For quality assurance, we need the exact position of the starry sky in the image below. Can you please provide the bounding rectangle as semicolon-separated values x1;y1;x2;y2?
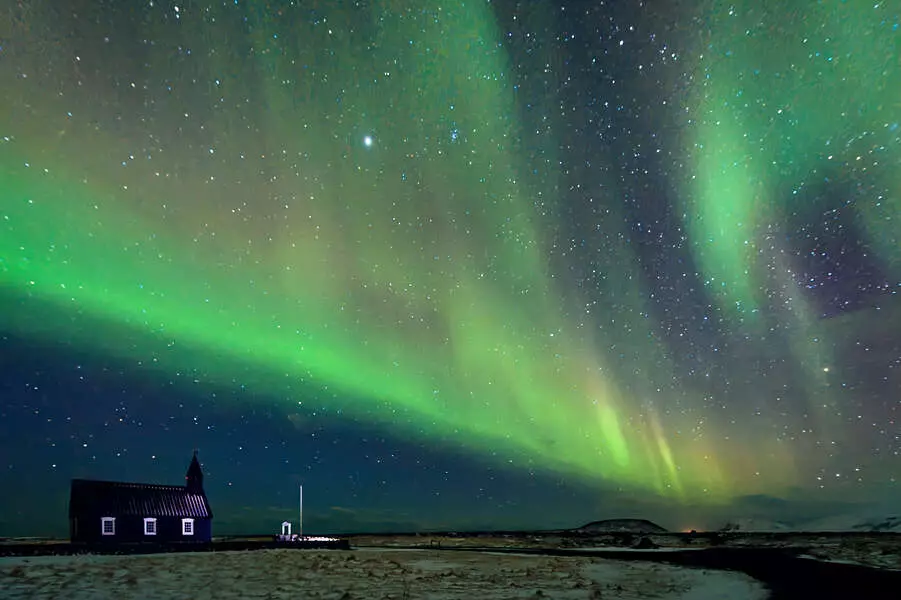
1;0;900;537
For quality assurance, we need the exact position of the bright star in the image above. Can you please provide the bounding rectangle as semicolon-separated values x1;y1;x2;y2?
363;135;373;147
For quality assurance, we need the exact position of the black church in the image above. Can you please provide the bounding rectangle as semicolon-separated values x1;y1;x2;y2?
69;451;213;544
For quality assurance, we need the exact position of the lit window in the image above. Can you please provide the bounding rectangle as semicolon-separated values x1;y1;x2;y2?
101;517;116;536
182;518;194;536
144;518;157;535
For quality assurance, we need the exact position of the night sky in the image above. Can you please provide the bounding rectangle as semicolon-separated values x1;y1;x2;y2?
1;0;900;537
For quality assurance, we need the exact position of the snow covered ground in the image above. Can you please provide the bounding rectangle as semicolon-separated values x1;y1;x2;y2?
0;547;768;599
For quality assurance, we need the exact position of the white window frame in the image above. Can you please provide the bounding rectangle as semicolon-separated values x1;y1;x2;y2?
143;517;157;536
101;517;116;536
182;518;194;536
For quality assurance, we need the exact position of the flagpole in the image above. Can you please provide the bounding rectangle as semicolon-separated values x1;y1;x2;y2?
299;484;303;539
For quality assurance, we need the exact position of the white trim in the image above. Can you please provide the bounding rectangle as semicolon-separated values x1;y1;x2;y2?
143;517;157;536
182;518;194;536
101;517;116;536
281;521;292;536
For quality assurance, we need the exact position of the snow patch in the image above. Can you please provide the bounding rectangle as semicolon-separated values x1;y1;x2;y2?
0;548;768;599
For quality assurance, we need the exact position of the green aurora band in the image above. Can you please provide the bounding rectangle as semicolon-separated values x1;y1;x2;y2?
682;0;901;455
2;1;899;503
686;0;901;320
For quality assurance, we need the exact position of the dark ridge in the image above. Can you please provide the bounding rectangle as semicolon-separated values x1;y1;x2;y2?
574;519;668;533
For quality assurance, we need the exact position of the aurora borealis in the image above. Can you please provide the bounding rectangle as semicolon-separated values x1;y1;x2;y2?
2;0;900;535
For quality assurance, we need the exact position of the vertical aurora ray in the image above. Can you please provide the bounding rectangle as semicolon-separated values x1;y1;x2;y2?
681;0;901;449
684;0;901;320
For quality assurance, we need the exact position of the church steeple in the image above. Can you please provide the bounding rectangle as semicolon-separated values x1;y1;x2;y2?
185;449;204;493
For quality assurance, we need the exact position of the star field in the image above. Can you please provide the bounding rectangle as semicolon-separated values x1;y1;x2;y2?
1;0;900;536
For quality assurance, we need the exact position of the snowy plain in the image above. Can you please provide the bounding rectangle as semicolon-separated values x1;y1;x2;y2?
0;547;768;599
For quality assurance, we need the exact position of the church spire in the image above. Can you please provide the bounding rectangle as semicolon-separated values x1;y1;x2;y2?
185;449;204;492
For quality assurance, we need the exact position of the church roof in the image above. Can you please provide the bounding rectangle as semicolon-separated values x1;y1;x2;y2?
68;479;212;519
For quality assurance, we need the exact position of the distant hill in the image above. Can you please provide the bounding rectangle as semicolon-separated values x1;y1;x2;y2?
852;515;901;532
717;514;901;533
574;519;668;534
